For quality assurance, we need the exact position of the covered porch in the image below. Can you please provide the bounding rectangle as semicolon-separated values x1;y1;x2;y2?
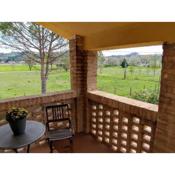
0;22;175;153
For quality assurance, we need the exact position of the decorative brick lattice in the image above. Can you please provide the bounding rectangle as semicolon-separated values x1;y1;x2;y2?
88;91;158;153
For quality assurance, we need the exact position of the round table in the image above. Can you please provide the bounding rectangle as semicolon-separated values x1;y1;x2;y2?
0;120;45;153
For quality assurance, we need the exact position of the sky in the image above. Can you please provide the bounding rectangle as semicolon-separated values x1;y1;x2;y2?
102;45;163;56
0;47;16;53
0;44;163;56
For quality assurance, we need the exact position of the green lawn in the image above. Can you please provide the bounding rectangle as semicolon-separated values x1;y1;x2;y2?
0;64;40;72
97;66;160;98
0;65;161;103
0;67;70;99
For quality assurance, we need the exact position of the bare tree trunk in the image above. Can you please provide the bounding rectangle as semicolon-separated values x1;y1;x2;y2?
41;59;47;94
41;76;47;94
124;68;127;80
51;63;53;71
28;65;32;71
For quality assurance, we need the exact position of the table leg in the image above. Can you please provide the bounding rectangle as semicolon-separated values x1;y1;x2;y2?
27;144;30;153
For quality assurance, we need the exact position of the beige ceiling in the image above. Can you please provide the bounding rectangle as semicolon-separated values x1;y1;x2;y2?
38;22;175;50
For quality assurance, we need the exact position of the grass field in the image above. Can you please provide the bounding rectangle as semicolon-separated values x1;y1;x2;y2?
0;65;161;103
0;64;40;72
0;65;70;99
97;66;160;97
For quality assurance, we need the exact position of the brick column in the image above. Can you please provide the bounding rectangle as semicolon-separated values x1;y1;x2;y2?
69;35;97;133
154;43;175;152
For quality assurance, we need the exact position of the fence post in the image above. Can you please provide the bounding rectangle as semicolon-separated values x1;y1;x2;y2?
129;87;132;96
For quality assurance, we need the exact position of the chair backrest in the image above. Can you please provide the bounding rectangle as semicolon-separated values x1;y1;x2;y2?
45;104;72;131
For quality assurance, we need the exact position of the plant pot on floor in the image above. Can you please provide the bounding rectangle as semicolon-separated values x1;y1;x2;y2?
6;107;28;136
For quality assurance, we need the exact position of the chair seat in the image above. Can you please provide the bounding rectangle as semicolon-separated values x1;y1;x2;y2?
47;129;73;141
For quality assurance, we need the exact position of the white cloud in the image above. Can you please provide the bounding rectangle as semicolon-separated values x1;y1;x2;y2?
0;44;163;55
102;45;163;56
0;48;15;53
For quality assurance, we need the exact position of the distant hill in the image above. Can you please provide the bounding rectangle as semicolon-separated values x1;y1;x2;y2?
0;51;162;68
0;51;69;63
108;52;139;58
103;52;162;67
0;52;24;62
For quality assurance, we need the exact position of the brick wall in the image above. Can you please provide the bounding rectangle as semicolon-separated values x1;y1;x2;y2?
69;35;97;132
154;43;175;152
88;90;158;153
0;90;77;129
0;90;76;111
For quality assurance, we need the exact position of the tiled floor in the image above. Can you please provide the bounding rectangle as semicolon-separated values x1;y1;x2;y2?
21;134;112;153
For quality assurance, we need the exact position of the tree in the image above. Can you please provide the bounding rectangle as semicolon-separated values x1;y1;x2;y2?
150;57;157;76
24;54;35;71
0;22;68;94
120;58;128;80
98;51;105;73
56;51;69;72
61;56;69;72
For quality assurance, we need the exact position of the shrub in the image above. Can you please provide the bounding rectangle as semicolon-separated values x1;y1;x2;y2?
131;89;159;104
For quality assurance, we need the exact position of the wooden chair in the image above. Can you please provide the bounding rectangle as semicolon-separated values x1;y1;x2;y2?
45;104;74;153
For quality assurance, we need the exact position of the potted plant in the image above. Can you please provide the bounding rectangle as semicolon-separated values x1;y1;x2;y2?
6;107;28;136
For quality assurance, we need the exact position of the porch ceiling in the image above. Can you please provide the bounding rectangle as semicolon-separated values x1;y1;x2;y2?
38;22;175;50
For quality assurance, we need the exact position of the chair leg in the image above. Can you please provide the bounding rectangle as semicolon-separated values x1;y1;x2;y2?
46;138;49;143
27;144;30;153
69;138;73;153
49;141;53;153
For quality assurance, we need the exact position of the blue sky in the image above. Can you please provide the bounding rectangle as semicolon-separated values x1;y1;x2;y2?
103;45;163;56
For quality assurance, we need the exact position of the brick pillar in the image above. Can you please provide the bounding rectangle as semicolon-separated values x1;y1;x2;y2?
69;35;97;133
154;43;175;152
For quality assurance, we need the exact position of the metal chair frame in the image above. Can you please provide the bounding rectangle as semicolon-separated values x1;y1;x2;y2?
45;104;74;153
